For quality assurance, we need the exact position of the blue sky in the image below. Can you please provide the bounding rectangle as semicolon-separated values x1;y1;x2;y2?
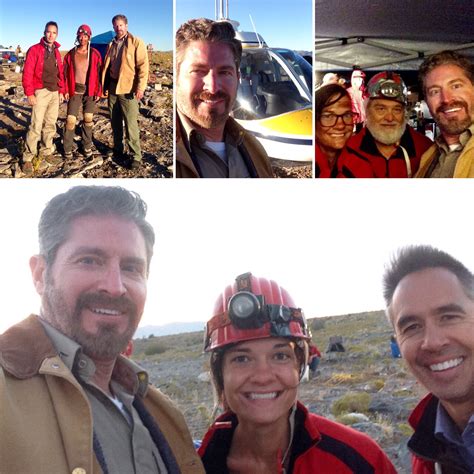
176;0;312;51
0;0;173;51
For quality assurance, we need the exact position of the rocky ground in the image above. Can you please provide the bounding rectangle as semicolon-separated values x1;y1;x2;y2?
0;51;312;178
0;52;172;178
133;311;425;473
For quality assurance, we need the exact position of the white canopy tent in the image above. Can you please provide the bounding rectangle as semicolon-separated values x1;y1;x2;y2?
315;0;474;71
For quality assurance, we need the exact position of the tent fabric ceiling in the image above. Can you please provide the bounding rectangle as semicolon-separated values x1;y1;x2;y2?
315;0;474;70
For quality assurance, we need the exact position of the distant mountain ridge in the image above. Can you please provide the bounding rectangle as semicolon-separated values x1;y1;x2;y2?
135;322;205;338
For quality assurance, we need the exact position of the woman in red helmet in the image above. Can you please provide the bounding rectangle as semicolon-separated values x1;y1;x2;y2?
198;272;396;473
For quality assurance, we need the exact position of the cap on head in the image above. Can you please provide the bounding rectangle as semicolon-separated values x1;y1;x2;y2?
204;272;310;352
367;71;407;104
77;24;92;37
352;69;366;79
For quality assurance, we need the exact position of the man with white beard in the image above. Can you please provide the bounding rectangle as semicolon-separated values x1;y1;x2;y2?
337;71;432;178
415;51;474;178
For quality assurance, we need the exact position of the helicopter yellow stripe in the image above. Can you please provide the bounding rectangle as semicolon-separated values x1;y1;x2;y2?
258;109;312;135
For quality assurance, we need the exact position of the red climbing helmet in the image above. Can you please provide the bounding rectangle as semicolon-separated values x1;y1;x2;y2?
77;24;92;37
367;71;407;104
204;272;310;352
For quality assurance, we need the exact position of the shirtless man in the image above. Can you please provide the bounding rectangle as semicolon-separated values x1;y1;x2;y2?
63;24;102;159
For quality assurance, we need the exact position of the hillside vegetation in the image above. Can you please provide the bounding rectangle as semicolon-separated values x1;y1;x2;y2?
132;310;425;473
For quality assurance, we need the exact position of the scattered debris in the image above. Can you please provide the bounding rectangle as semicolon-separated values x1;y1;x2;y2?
0;52;172;178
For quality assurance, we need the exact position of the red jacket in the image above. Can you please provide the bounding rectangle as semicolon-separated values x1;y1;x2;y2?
337;126;433;178
63;46;102;97
22;38;64;97
408;393;471;473
198;402;396;473
315;143;338;178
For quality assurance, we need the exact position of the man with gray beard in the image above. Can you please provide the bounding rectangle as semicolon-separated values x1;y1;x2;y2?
415;51;474;178
0;186;204;474
175;18;273;178
337;71;432;178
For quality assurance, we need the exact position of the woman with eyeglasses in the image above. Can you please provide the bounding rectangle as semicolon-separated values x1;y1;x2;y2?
198;272;396;473
315;84;356;178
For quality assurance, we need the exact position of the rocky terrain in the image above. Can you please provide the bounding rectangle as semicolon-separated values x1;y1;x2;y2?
0;52;172;178
0;50;312;178
132;311;424;473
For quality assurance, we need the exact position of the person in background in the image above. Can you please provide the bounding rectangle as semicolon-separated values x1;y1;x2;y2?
308;342;322;375
22;21;65;175
321;72;340;86
415;50;474;177
199;272;397;473
63;24;102;159
338;71;432;178
315;84;355;177
383;245;474;472
347;68;368;132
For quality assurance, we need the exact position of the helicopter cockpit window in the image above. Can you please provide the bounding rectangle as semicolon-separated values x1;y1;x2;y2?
234;49;311;120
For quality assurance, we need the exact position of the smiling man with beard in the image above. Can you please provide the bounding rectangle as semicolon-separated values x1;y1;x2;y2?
175;18;273;178
0;186;204;474
338;71;432;178
416;51;474;178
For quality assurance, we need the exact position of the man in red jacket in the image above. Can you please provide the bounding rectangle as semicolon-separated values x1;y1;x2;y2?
62;25;102;159
383;245;474;473
338;72;432;178
22;21;65;174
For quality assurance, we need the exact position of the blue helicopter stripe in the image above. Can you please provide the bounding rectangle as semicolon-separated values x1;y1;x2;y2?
250;132;313;146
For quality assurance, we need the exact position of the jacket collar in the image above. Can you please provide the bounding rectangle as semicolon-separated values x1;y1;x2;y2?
0;315;149;396
408;393;471;472
40;37;61;50
0;315;56;379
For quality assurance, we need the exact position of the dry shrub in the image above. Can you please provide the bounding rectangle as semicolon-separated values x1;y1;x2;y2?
332;392;371;416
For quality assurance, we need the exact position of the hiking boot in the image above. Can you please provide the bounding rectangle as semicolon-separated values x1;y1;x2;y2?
83;148;93;158
64;151;73;159
106;149;124;159
130;159;141;170
39;144;57;158
22;161;33;176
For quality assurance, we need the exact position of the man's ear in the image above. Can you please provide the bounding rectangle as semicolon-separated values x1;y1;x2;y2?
30;255;47;296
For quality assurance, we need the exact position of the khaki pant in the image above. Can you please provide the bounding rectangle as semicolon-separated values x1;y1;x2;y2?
23;88;59;160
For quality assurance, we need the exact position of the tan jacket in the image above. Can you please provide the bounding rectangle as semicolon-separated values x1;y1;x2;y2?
415;131;474;178
102;32;149;95
0;316;204;474
176;115;274;178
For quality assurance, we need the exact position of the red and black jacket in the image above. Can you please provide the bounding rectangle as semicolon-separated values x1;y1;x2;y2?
22;38;65;97
337;126;432;178
408;394;471;474
63;46;102;97
198;402;396;473
315;143;338;178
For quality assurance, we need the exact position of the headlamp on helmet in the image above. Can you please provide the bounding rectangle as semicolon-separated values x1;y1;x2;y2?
204;272;310;352
367;71;407;104
228;291;265;329
76;24;92;37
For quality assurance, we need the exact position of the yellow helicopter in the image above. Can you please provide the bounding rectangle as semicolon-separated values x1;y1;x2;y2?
216;2;313;163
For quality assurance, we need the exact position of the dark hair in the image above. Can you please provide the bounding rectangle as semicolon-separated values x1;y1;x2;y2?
315;84;351;119
419;50;474;95
44;21;58;33
38;186;155;271
383;245;474;320
176;18;242;72
112;14;128;25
